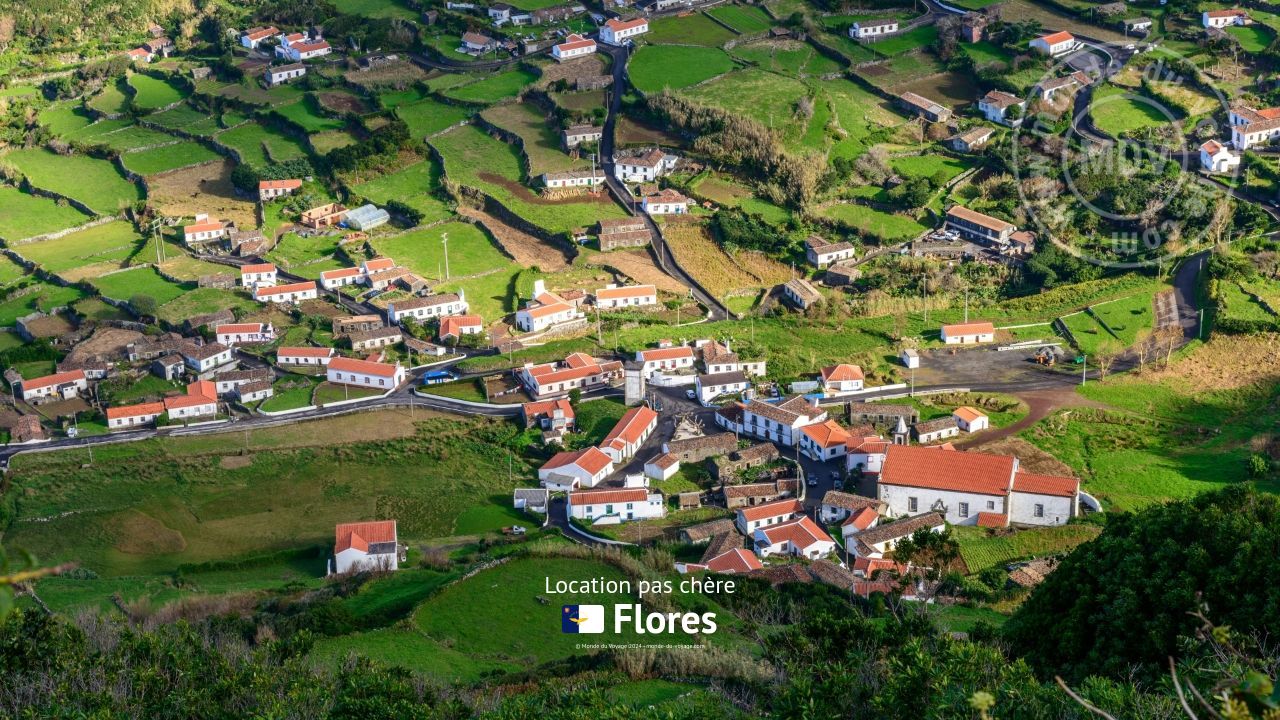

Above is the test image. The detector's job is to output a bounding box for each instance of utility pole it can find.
[441,232,450,280]
[964,289,969,323]
[1081,355,1087,386]
[1198,308,1204,340]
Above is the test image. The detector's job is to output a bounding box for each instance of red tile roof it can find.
[569,487,648,506]
[279,346,333,358]
[601,406,658,448]
[1012,471,1079,497]
[329,356,400,378]
[217,323,266,334]
[21,369,86,391]
[184,221,226,234]
[364,257,396,272]
[242,263,275,274]
[941,321,996,336]
[321,267,363,280]
[523,398,574,420]
[556,33,596,51]
[842,506,880,531]
[256,281,316,298]
[738,498,804,523]
[821,363,864,383]
[605,17,648,32]
[439,314,482,338]
[639,346,693,362]
[106,401,165,420]
[759,516,833,550]
[335,520,397,553]
[706,548,763,574]
[258,179,302,191]
[947,205,1015,233]
[543,447,613,475]
[1037,30,1075,45]
[953,406,986,423]
[880,445,1015,496]
[976,512,1008,528]
[597,284,656,301]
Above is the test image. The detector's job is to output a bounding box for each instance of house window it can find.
[606,504,614,514]
[908,497,917,513]
[986,500,995,510]
[626,503,633,510]
[958,502,969,518]
[1034,504,1044,518]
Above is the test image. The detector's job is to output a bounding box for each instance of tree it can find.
[1004,487,1280,684]
[891,526,960,604]
[128,294,158,318]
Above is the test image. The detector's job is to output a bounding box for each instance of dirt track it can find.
[456,205,570,270]
[957,388,1109,450]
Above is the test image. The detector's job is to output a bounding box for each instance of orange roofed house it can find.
[567,487,665,524]
[517,352,622,400]
[258,179,302,202]
[331,520,401,575]
[940,321,995,345]
[537,446,615,490]
[877,444,1079,528]
[598,405,658,463]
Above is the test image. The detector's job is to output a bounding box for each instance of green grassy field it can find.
[13,220,142,276]
[690,173,791,224]
[0,283,87,326]
[679,68,826,152]
[2,148,142,214]
[215,121,309,167]
[1090,84,1172,137]
[145,103,225,136]
[378,87,427,109]
[1226,24,1273,52]
[332,0,418,19]
[866,25,938,56]
[646,13,737,46]
[311,130,360,154]
[349,158,453,224]
[820,77,904,160]
[890,154,972,182]
[275,96,345,132]
[0,185,93,241]
[1087,291,1156,347]
[440,68,537,104]
[630,45,736,93]
[121,141,221,175]
[156,288,259,324]
[707,4,773,33]
[38,103,97,137]
[266,232,343,272]
[91,266,188,305]
[732,39,843,77]
[128,73,187,111]
[819,203,928,242]
[395,97,473,138]
[370,222,508,280]
[953,524,1103,573]
[85,125,177,152]
[482,102,589,175]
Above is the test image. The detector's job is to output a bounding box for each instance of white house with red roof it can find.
[276,32,332,61]
[240,262,277,288]
[1200,140,1240,172]
[1029,30,1078,56]
[439,314,484,341]
[635,345,696,377]
[517,352,621,400]
[819,490,884,525]
[600,17,649,46]
[595,284,657,310]
[643,451,680,481]
[216,322,276,346]
[878,444,1079,527]
[952,406,989,433]
[163,380,219,420]
[183,215,232,245]
[538,447,615,490]
[704,548,763,574]
[106,401,166,429]
[332,520,400,575]
[599,405,658,463]
[734,498,804,535]
[320,267,364,290]
[240,26,279,49]
[752,515,835,559]
[552,33,596,61]
[845,430,891,475]
[327,357,404,389]
[819,363,864,394]
[1203,8,1249,27]
[387,292,468,325]
[940,321,995,344]
[126,47,153,62]
[522,398,575,431]
[847,511,945,559]
[641,189,691,215]
[568,487,664,523]
[799,419,852,462]
[515,281,585,333]
[258,179,302,201]
[18,369,88,402]
[278,346,335,367]
[255,280,318,304]
[614,148,677,184]
[741,395,827,447]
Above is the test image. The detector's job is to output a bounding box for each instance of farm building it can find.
[331,520,400,575]
[344,204,390,231]
[327,357,405,389]
[939,321,995,345]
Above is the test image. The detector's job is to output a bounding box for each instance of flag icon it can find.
[561,604,604,633]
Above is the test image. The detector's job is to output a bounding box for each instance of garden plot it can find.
[430,124,629,235]
[122,141,221,175]
[0,186,92,241]
[818,203,929,242]
[629,45,736,93]
[84,124,177,152]
[275,96,346,133]
[1,148,142,214]
[690,173,790,224]
[662,222,790,302]
[12,220,142,280]
[1090,84,1172,138]
[707,4,773,33]
[215,121,309,167]
[678,68,823,152]
[349,157,453,224]
[88,81,131,115]
[960,42,1044,93]
[370,222,509,280]
[311,130,361,154]
[646,13,737,46]
[146,103,226,136]
[147,160,258,229]
[892,69,982,108]
[0,284,87,326]
[732,39,843,77]
[91,266,188,305]
[549,90,605,114]
[128,73,188,111]
[266,234,347,277]
[157,289,260,325]
[441,68,538,105]
[482,102,588,175]
[396,97,472,138]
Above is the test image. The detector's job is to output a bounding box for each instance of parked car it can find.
[685,389,696,399]
[806,477,817,487]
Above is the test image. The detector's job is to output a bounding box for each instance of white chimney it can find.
[532,279,546,298]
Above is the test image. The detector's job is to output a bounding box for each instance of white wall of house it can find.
[334,548,398,575]
[569,495,665,522]
[326,366,405,389]
[845,450,886,474]
[879,484,1005,525]
[1009,491,1076,526]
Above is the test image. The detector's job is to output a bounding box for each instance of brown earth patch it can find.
[108,509,187,555]
[343,61,427,89]
[971,436,1076,477]
[219,455,254,470]
[1124,333,1280,391]
[65,327,145,364]
[21,314,75,338]
[317,91,368,115]
[583,249,689,294]
[148,160,258,229]
[457,205,570,270]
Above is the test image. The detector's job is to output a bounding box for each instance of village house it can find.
[850,18,899,40]
[278,346,335,368]
[1122,17,1152,33]
[878,444,1079,527]
[947,126,995,152]
[180,342,233,374]
[215,322,275,346]
[799,419,852,462]
[350,326,403,352]
[300,203,348,229]
[644,451,680,481]
[236,379,274,403]
[953,406,989,433]
[818,490,884,525]
[600,16,649,45]
[331,520,400,575]
[1200,140,1241,172]
[914,416,959,443]
[635,345,695,377]
[568,487,665,524]
[691,548,763,575]
[333,315,382,336]
[106,401,166,429]
[320,267,364,290]
[1029,30,1077,56]
[846,429,893,474]
[240,262,277,288]
[364,266,412,292]
[697,339,766,376]
[754,515,836,560]
[538,446,614,490]
[515,281,585,333]
[522,397,575,431]
[255,281,318,304]
[543,169,606,189]
[1203,8,1249,27]
[595,284,657,310]
[940,320,996,344]
[460,31,497,54]
[724,478,800,509]
[900,348,920,369]
[946,205,1018,247]
[820,363,864,394]
[847,511,945,559]
[163,380,219,421]
[266,63,307,86]
[898,91,952,123]
[1035,74,1084,103]
[240,25,279,49]
[562,123,603,149]
[153,354,184,380]
[695,370,750,405]
[517,352,622,400]
[183,215,233,245]
[823,264,861,287]
[597,217,652,250]
[848,401,919,426]
[741,395,827,447]
[439,314,483,341]
[641,188,690,215]
[782,278,823,310]
[553,33,597,62]
[662,432,737,463]
[1229,103,1280,150]
[213,368,273,396]
[126,47,154,62]
[804,236,857,268]
[978,90,1025,126]
[387,292,468,325]
[735,497,804,535]
[276,32,331,61]
[599,405,658,463]
[327,356,405,390]
[614,148,677,183]
[513,487,550,514]
[18,369,88,403]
